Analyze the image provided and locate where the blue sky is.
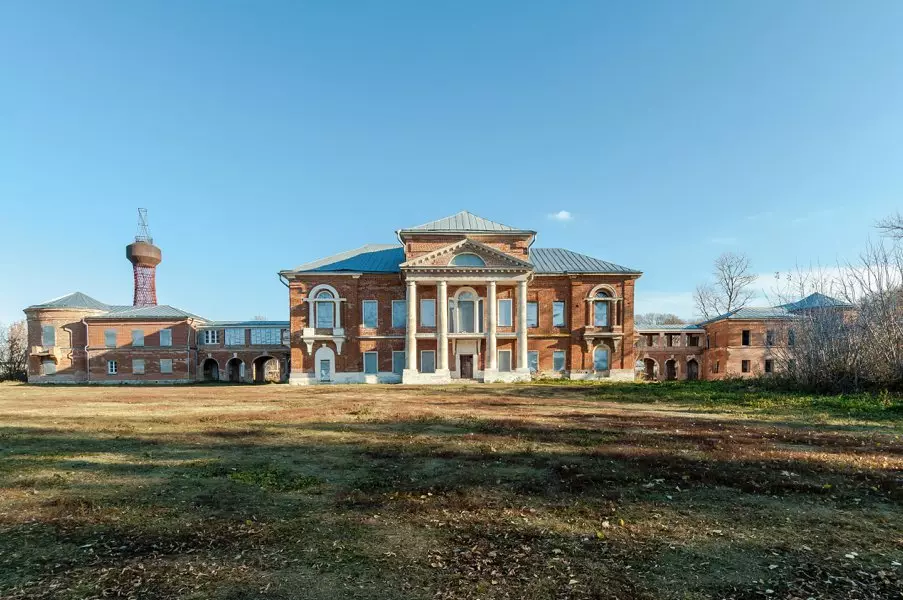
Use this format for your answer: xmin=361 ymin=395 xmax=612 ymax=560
xmin=1 ymin=1 xmax=901 ymax=324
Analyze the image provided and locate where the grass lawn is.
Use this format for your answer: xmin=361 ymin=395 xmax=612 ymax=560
xmin=0 ymin=381 xmax=900 ymax=599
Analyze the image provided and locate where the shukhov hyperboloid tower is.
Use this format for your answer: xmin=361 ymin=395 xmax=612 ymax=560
xmin=125 ymin=208 xmax=162 ymax=307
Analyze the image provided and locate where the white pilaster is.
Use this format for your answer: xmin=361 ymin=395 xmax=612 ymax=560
xmin=516 ymin=279 xmax=529 ymax=372
xmin=437 ymin=281 xmax=449 ymax=373
xmin=486 ymin=281 xmax=498 ymax=370
xmin=405 ymin=280 xmax=418 ymax=371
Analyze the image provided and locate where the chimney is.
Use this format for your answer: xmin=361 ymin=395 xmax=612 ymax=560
xmin=125 ymin=208 xmax=162 ymax=307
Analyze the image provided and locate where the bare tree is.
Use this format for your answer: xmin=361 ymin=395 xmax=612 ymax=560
xmin=693 ymin=252 xmax=758 ymax=319
xmin=877 ymin=212 xmax=903 ymax=240
xmin=635 ymin=312 xmax=686 ymax=326
xmin=0 ymin=321 xmax=28 ymax=382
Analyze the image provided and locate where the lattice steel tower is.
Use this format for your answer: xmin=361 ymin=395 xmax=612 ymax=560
xmin=125 ymin=209 xmax=162 ymax=307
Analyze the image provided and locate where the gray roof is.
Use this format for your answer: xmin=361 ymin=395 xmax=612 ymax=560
xmin=400 ymin=211 xmax=528 ymax=233
xmin=636 ymin=323 xmax=704 ymax=332
xmin=285 ymin=244 xmax=405 ymax=274
xmin=92 ymin=305 xmax=206 ymax=321
xmin=27 ymin=292 xmax=111 ymax=311
xmin=778 ymin=292 xmax=853 ymax=312
xmin=204 ymin=320 xmax=289 ymax=328
xmin=530 ymin=248 xmax=641 ymax=275
xmin=697 ymin=306 xmax=795 ymax=325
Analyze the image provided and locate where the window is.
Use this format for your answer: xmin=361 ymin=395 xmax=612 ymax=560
xmin=553 ymin=350 xmax=566 ymax=372
xmin=450 ymin=253 xmax=485 ymax=267
xmin=788 ymin=328 xmax=795 ymax=346
xmin=392 ymin=351 xmax=405 ymax=375
xmin=131 ymin=330 xmax=144 ymax=347
xmin=132 ymin=359 xmax=145 ymax=375
xmin=362 ymin=300 xmax=378 ymax=328
xmin=705 ymin=335 xmax=710 ymax=349
xmin=41 ymin=360 xmax=56 ymax=376
xmin=203 ymin=330 xmax=219 ymax=345
xmin=593 ymin=299 xmax=609 ymax=326
xmin=315 ymin=290 xmax=336 ymax=329
xmin=741 ymin=360 xmax=750 ymax=373
xmin=225 ymin=328 xmax=245 ymax=346
xmin=498 ymin=350 xmax=512 ymax=372
xmin=160 ymin=359 xmax=173 ymax=374
xmin=392 ymin=300 xmax=406 ymax=328
xmin=526 ymin=302 xmax=538 ymax=328
xmin=713 ymin=360 xmax=720 ymax=374
xmin=667 ymin=334 xmax=679 ymax=347
xmin=41 ymin=325 xmax=55 ymax=347
xmin=159 ymin=329 xmax=172 ymax=347
xmin=104 ymin=329 xmax=117 ymax=348
xmin=741 ymin=330 xmax=750 ymax=346
xmin=687 ymin=335 xmax=700 ymax=347
xmin=251 ymin=328 xmax=280 ymax=345
xmin=527 ymin=351 xmax=539 ymax=373
xmin=593 ymin=346 xmax=609 ymax=371
xmin=552 ymin=301 xmax=566 ymax=327
xmin=363 ymin=351 xmax=378 ymax=374
xmin=107 ymin=360 xmax=118 ymax=375
xmin=765 ymin=329 xmax=775 ymax=346
xmin=420 ymin=299 xmax=436 ymax=327
xmin=498 ymin=299 xmax=513 ymax=327
xmin=420 ymin=350 xmax=435 ymax=374
xmin=764 ymin=359 xmax=773 ymax=374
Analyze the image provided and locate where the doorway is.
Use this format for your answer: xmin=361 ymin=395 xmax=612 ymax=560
xmin=686 ymin=359 xmax=699 ymax=381
xmin=460 ymin=355 xmax=474 ymax=379
xmin=665 ymin=359 xmax=677 ymax=380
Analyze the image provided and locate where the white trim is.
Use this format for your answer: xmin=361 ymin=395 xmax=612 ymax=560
xmin=361 ymin=299 xmax=378 ymax=328
xmin=107 ymin=360 xmax=118 ymax=375
xmin=498 ymin=298 xmax=513 ymax=327
xmin=314 ymin=345 xmax=336 ymax=382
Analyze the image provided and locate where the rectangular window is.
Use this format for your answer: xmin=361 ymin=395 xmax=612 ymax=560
xmin=765 ymin=329 xmax=775 ymax=346
xmin=687 ymin=335 xmax=699 ymax=347
xmin=498 ymin=299 xmax=513 ymax=327
xmin=553 ymin=350 xmax=566 ymax=372
xmin=160 ymin=358 xmax=173 ymax=374
xmin=159 ymin=329 xmax=172 ymax=347
xmin=131 ymin=330 xmax=144 ymax=347
xmin=526 ymin=302 xmax=538 ymax=328
xmin=420 ymin=299 xmax=436 ymax=327
xmin=593 ymin=301 xmax=609 ymax=326
xmin=132 ymin=359 xmax=145 ymax=375
xmin=788 ymin=328 xmax=796 ymax=346
xmin=104 ymin=329 xmax=117 ymax=348
xmin=714 ymin=360 xmax=720 ymax=374
xmin=420 ymin=350 xmax=435 ymax=374
xmin=316 ymin=303 xmax=335 ymax=329
xmin=765 ymin=359 xmax=773 ymax=373
xmin=42 ymin=360 xmax=56 ymax=376
xmin=392 ymin=300 xmax=406 ymax=328
xmin=107 ymin=360 xmax=118 ymax=375
xmin=225 ymin=328 xmax=245 ymax=346
xmin=203 ymin=330 xmax=219 ymax=345
xmin=741 ymin=360 xmax=750 ymax=373
xmin=41 ymin=325 xmax=55 ymax=347
xmin=392 ymin=351 xmax=406 ymax=375
xmin=362 ymin=300 xmax=378 ymax=328
xmin=741 ymin=330 xmax=750 ymax=346
xmin=498 ymin=350 xmax=512 ymax=372
xmin=594 ymin=348 xmax=610 ymax=371
xmin=667 ymin=334 xmax=678 ymax=347
xmin=552 ymin=301 xmax=566 ymax=327
xmin=363 ymin=351 xmax=378 ymax=374
xmin=527 ymin=351 xmax=539 ymax=373
xmin=251 ymin=328 xmax=280 ymax=345
xmin=705 ymin=335 xmax=710 ymax=349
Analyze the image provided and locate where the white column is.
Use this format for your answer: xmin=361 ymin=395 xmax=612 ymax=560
xmin=437 ymin=281 xmax=449 ymax=371
xmin=516 ymin=279 xmax=529 ymax=371
xmin=405 ymin=280 xmax=418 ymax=371
xmin=487 ymin=281 xmax=498 ymax=370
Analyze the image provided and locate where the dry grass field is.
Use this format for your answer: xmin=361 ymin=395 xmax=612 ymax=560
xmin=0 ymin=381 xmax=901 ymax=599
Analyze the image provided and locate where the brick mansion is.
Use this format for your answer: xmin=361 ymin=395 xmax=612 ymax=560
xmin=24 ymin=211 xmax=849 ymax=385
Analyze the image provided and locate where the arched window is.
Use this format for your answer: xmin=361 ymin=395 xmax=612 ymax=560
xmin=316 ymin=290 xmax=334 ymax=299
xmin=590 ymin=287 xmax=614 ymax=327
xmin=450 ymin=253 xmax=486 ymax=267
xmin=593 ymin=346 xmax=609 ymax=371
xmin=310 ymin=286 xmax=340 ymax=329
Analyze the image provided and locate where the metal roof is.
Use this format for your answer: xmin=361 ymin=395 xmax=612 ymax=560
xmin=778 ymin=292 xmax=853 ymax=312
xmin=27 ymin=292 xmax=111 ymax=311
xmin=529 ymin=248 xmax=641 ymax=274
xmin=204 ymin=321 xmax=289 ymax=328
xmin=697 ymin=306 xmax=796 ymax=326
xmin=285 ymin=244 xmax=405 ymax=274
xmin=636 ymin=323 xmax=704 ymax=332
xmin=400 ymin=211 xmax=527 ymax=233
xmin=90 ymin=305 xmax=207 ymax=321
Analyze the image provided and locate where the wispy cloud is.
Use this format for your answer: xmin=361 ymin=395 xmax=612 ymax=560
xmin=709 ymin=236 xmax=738 ymax=245
xmin=547 ymin=210 xmax=573 ymax=222
xmin=745 ymin=211 xmax=774 ymax=222
xmin=790 ymin=208 xmax=836 ymax=225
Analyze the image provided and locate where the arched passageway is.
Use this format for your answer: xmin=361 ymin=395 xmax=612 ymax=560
xmin=226 ymin=358 xmax=244 ymax=383
xmin=665 ymin=359 xmax=677 ymax=381
xmin=686 ymin=359 xmax=699 ymax=381
xmin=202 ymin=358 xmax=219 ymax=382
xmin=253 ymin=356 xmax=279 ymax=383
xmin=643 ymin=358 xmax=658 ymax=381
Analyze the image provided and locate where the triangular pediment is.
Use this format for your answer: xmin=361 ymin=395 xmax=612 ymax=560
xmin=400 ymin=239 xmax=534 ymax=271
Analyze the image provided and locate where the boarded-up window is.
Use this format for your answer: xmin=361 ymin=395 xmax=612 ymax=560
xmin=225 ymin=328 xmax=245 ymax=346
xmin=498 ymin=299 xmax=513 ymax=327
xmin=132 ymin=359 xmax=145 ymax=375
xmin=362 ymin=301 xmax=378 ymax=328
xmin=553 ymin=351 xmax=566 ymax=372
xmin=420 ymin=299 xmax=436 ymax=328
xmin=552 ymin=302 xmax=565 ymax=327
xmin=392 ymin=351 xmax=405 ymax=375
xmin=527 ymin=351 xmax=539 ymax=373
xmin=105 ymin=329 xmax=116 ymax=348
xmin=160 ymin=359 xmax=173 ymax=374
xmin=363 ymin=351 xmax=378 ymax=374
xmin=420 ymin=351 xmax=435 ymax=374
xmin=159 ymin=329 xmax=172 ymax=347
xmin=392 ymin=301 xmax=406 ymax=328
xmin=526 ymin=302 xmax=538 ymax=328
xmin=41 ymin=360 xmax=56 ymax=375
xmin=41 ymin=325 xmax=55 ymax=347
xmin=251 ymin=328 xmax=280 ymax=345
xmin=498 ymin=350 xmax=512 ymax=372
xmin=132 ymin=330 xmax=144 ymax=347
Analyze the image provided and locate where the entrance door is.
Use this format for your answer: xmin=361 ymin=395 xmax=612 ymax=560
xmin=687 ymin=359 xmax=699 ymax=381
xmin=319 ymin=359 xmax=331 ymax=382
xmin=460 ymin=355 xmax=474 ymax=379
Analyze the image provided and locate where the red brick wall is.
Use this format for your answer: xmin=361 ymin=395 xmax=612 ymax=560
xmin=402 ymin=233 xmax=533 ymax=262
xmin=703 ymin=320 xmax=783 ymax=379
xmin=25 ymin=308 xmax=99 ymax=381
